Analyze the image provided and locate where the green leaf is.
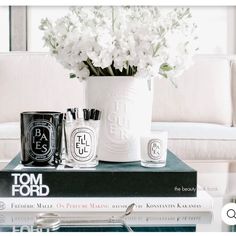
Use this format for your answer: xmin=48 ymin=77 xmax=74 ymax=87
xmin=160 ymin=63 xmax=173 ymax=72
xmin=69 ymin=73 xmax=76 ymax=79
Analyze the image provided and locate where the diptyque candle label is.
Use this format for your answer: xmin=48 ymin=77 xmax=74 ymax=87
xmin=26 ymin=120 xmax=56 ymax=162
xmin=148 ymin=139 xmax=162 ymax=160
xmin=70 ymin=127 xmax=95 ymax=162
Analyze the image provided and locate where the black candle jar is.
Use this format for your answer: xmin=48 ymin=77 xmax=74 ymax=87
xmin=20 ymin=111 xmax=63 ymax=166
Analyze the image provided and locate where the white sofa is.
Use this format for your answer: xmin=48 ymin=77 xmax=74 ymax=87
xmin=0 ymin=52 xmax=236 ymax=164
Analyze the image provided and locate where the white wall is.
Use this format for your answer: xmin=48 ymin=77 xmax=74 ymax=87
xmin=0 ymin=6 xmax=234 ymax=54
xmin=27 ymin=6 xmax=69 ymax=52
xmin=191 ymin=7 xmax=229 ymax=54
xmin=0 ymin=6 xmax=9 ymax=52
xmin=27 ymin=6 xmax=235 ymax=54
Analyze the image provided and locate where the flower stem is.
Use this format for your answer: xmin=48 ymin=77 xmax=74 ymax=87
xmin=130 ymin=66 xmax=136 ymax=76
xmin=126 ymin=67 xmax=129 ymax=75
xmin=98 ymin=68 xmax=106 ymax=76
xmin=170 ymin=78 xmax=178 ymax=88
xmin=86 ymin=59 xmax=99 ymax=76
xmin=108 ymin=66 xmax=115 ymax=76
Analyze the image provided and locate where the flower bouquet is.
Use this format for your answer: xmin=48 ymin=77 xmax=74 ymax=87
xmin=40 ymin=7 xmax=198 ymax=162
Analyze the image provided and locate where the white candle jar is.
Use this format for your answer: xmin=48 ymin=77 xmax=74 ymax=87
xmin=140 ymin=131 xmax=168 ymax=168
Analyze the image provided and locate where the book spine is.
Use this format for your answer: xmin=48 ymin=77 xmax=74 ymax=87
xmin=0 ymin=212 xmax=212 ymax=226
xmin=0 ymin=195 xmax=213 ymax=212
xmin=0 ymin=226 xmax=197 ymax=233
xmin=0 ymin=171 xmax=197 ymax=197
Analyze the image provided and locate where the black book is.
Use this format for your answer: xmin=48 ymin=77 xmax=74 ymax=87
xmin=0 ymin=150 xmax=197 ymax=198
xmin=0 ymin=226 xmax=196 ymax=233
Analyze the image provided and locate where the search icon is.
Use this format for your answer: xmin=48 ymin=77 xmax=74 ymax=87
xmin=222 ymin=203 xmax=236 ymax=225
xmin=227 ymin=209 xmax=236 ymax=219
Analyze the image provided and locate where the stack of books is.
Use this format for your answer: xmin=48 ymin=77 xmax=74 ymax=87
xmin=0 ymin=151 xmax=213 ymax=232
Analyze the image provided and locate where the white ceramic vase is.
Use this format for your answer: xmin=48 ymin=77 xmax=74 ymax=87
xmin=85 ymin=76 xmax=153 ymax=162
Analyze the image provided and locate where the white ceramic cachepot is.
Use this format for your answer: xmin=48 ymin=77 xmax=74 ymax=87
xmin=85 ymin=76 xmax=153 ymax=162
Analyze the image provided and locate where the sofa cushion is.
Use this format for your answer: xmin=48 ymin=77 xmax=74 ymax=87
xmin=152 ymin=56 xmax=232 ymax=126
xmin=0 ymin=52 xmax=85 ymax=123
xmin=152 ymin=122 xmax=236 ymax=160
xmin=0 ymin=122 xmax=20 ymax=161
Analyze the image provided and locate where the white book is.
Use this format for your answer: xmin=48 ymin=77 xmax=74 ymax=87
xmin=0 ymin=211 xmax=213 ymax=227
xmin=0 ymin=188 xmax=213 ymax=213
